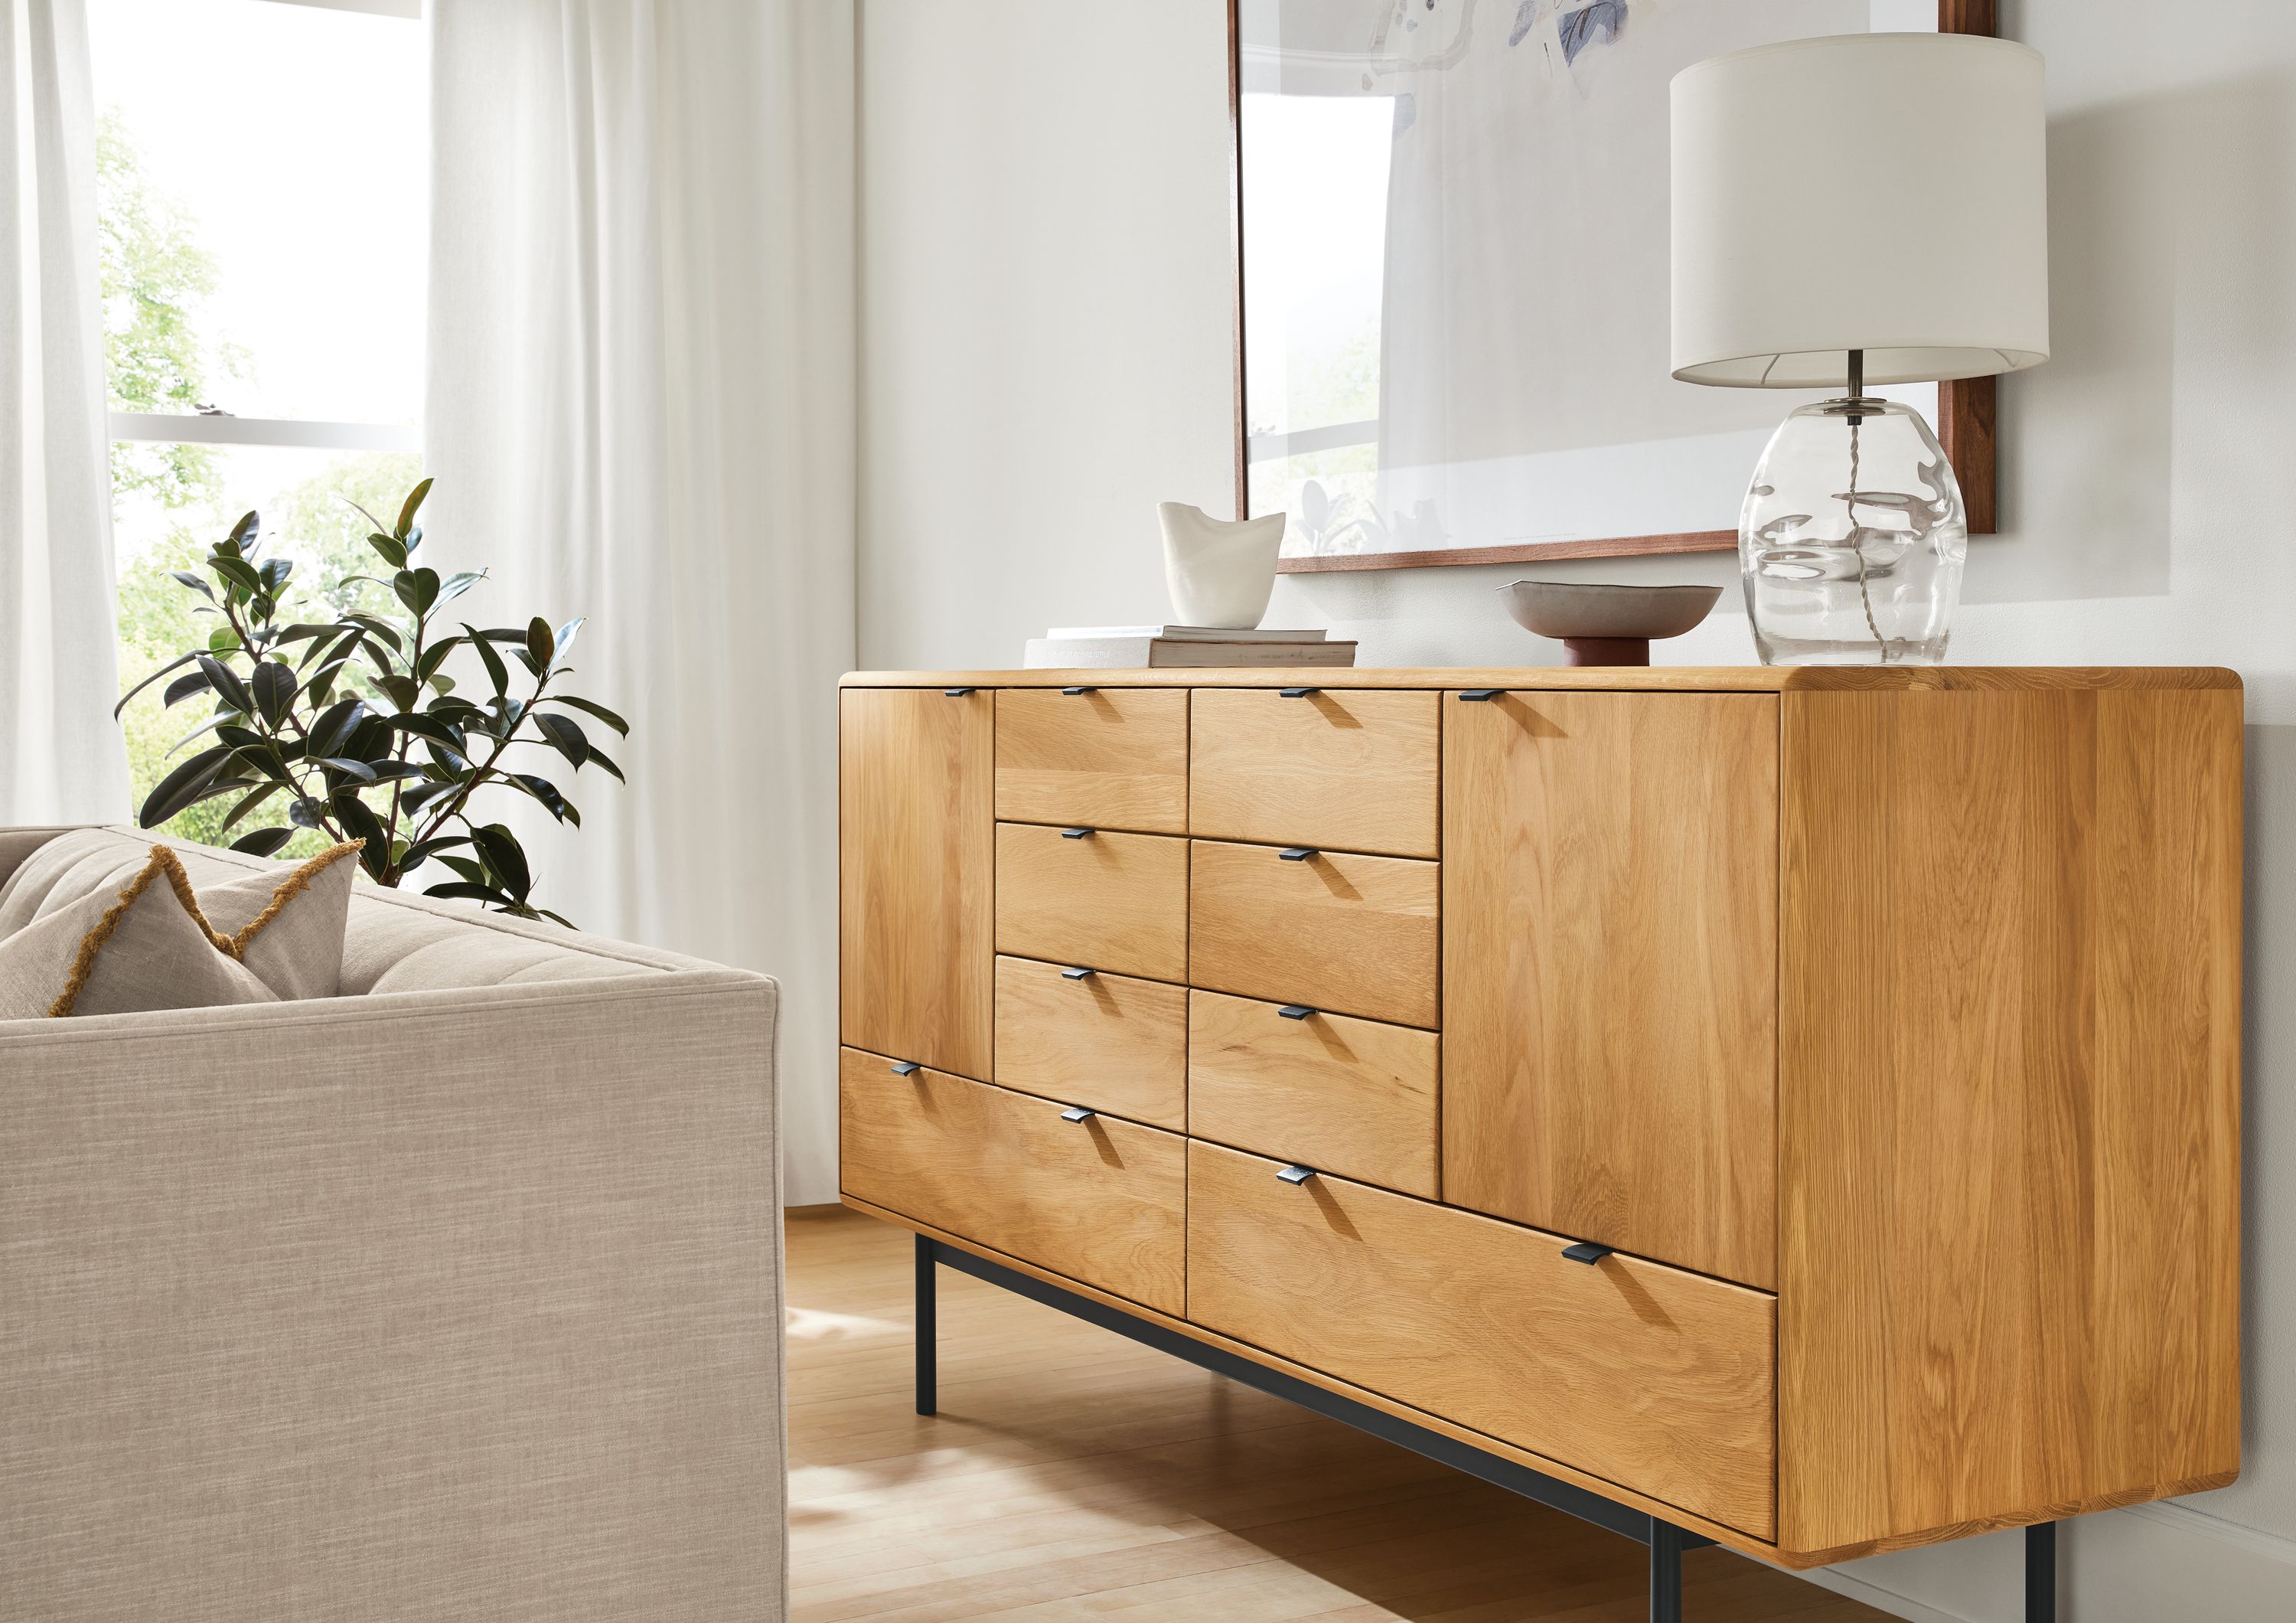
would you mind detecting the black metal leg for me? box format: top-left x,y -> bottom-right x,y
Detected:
1649,1520 -> 1684,1623
2026,1521 -> 2056,1621
914,1235 -> 937,1416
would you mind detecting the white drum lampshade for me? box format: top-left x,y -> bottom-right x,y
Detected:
1671,33 -> 2049,388
1669,31 -> 2050,666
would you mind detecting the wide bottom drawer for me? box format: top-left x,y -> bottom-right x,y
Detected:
1185,1141 -> 1777,1537
840,1047 -> 1185,1314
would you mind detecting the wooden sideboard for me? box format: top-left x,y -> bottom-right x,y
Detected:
837,666 -> 2243,1572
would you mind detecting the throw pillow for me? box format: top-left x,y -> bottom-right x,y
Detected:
0,846 -> 279,1020
196,841 -> 366,1001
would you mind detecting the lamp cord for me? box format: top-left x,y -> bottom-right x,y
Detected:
1844,350 -> 1888,661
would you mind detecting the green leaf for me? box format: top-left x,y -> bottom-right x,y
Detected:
393,567 -> 441,617
160,670 -> 211,709
470,822 -> 532,900
422,881 -> 514,907
437,570 -> 485,605
210,555 -> 263,595
249,660 -> 298,726
113,651 -> 203,719
208,625 -> 242,654
316,756 -> 380,782
388,712 -> 465,749
257,556 -> 293,593
344,613 -> 405,655
170,570 -> 216,600
553,616 -> 585,658
548,695 -> 630,736
399,780 -> 461,818
584,744 -> 625,782
332,794 -> 389,876
506,772 -> 579,827
368,533 -> 409,569
288,796 -> 331,831
533,710 -> 589,768
376,674 -> 420,712
230,827 -> 295,858
525,616 -> 554,671
434,854 -> 488,887
395,477 -> 433,540
461,622 -> 510,694
138,743 -> 236,828
165,715 -> 227,757
416,637 -> 460,682
227,510 -> 260,549
219,782 -> 283,834
303,697 -> 363,759
197,655 -> 254,715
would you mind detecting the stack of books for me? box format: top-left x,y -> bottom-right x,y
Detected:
1023,625 -> 1357,670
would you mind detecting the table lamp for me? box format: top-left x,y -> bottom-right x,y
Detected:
1670,33 -> 2049,665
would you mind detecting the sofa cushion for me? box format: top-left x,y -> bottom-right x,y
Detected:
0,846 -> 279,1018
195,841 -> 366,1000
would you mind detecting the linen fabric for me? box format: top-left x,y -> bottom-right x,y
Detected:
426,0 -> 854,1202
0,844 -> 277,1018
1,0 -> 132,823
194,841 -> 365,1000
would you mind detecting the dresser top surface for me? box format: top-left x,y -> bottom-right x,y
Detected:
842,666 -> 2240,694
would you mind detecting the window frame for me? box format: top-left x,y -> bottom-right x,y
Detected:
101,0 -> 424,457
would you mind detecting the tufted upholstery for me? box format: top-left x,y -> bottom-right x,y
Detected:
0,827 -> 702,996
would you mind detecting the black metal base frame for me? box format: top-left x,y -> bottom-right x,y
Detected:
910,1234 -> 2062,1622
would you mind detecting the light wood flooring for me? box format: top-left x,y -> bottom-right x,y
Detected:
786,1205 -> 1891,1622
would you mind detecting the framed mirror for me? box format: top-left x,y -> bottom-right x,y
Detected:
1232,0 -> 2001,573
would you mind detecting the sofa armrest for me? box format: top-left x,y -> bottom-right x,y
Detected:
0,969 -> 785,1621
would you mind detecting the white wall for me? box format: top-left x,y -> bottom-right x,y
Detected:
856,2 -> 2296,1616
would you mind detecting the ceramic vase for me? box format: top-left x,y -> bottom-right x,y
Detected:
1158,502 -> 1286,629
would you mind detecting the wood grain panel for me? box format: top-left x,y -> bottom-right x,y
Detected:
1190,687 -> 1439,857
1442,692 -> 1779,1287
995,687 -> 1189,834
995,822 -> 1189,983
839,687 -> 993,1078
1189,839 -> 1438,1027
1777,685 -> 2243,1554
1188,990 -> 1438,1197
994,955 -> 1187,1130
838,1047 -> 1185,1314
1186,1141 -> 1778,1538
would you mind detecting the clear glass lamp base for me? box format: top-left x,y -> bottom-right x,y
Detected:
1739,397 -> 1968,666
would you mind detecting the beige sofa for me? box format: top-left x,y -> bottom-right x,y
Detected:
0,828 -> 785,1622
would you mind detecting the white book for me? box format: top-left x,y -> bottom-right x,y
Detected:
1045,624 -> 1326,643
1024,635 -> 1358,670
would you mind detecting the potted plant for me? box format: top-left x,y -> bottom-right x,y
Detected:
113,478 -> 626,926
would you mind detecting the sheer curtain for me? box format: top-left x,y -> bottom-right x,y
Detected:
426,0 -> 855,1202
1,0 -> 129,825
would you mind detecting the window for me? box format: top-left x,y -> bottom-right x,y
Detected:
92,0 -> 425,840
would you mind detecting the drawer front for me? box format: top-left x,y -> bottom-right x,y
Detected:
996,687 -> 1189,834
840,1047 -> 1185,1314
1187,991 -> 1437,1197
1186,1141 -> 1776,1537
1190,688 -> 1438,858
996,822 -> 1188,982
1189,839 -> 1438,1027
996,955 -> 1187,1130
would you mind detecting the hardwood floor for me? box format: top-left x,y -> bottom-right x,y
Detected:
786,1205 -> 1891,1621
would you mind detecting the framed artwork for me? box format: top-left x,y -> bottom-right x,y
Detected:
1231,0 -> 2001,573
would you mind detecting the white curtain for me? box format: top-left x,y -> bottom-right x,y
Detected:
1,0 -> 129,825
426,0 -> 856,1203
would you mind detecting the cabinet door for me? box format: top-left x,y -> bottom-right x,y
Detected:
1443,691 -> 1778,1288
840,687 -> 994,1077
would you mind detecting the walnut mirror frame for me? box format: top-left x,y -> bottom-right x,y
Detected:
1230,0 -> 2003,575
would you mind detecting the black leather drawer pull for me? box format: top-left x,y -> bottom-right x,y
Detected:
1457,688 -> 1505,701
1061,966 -> 1097,981
1278,847 -> 1318,862
1059,1106 -> 1097,1124
1061,685 -> 1097,696
1276,1164 -> 1317,1185
1278,687 -> 1319,698
1277,1004 -> 1316,1020
890,1061 -> 922,1076
943,687 -> 976,697
1561,1241 -> 1615,1265
1062,827 -> 1095,839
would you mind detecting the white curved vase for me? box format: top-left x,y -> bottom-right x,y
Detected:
1158,502 -> 1286,629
